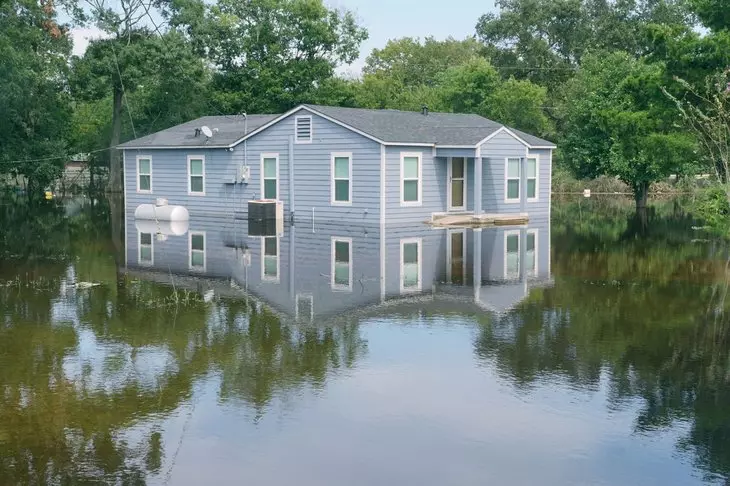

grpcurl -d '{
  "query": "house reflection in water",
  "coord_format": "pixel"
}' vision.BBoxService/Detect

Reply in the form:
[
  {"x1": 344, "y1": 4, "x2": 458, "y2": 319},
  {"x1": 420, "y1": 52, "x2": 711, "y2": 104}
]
[{"x1": 125, "y1": 214, "x2": 551, "y2": 319}]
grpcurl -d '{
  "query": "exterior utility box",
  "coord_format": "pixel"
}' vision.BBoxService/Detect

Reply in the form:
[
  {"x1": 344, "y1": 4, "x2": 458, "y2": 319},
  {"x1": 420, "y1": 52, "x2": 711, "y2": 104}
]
[{"x1": 248, "y1": 200, "x2": 284, "y2": 237}]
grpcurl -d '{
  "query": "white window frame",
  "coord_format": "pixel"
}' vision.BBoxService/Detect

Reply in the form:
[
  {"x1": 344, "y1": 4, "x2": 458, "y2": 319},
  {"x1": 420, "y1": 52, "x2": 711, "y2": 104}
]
[
  {"x1": 331, "y1": 152, "x2": 353, "y2": 205},
  {"x1": 295, "y1": 115, "x2": 313, "y2": 144},
  {"x1": 136, "y1": 155, "x2": 152, "y2": 193},
  {"x1": 400, "y1": 237, "x2": 422, "y2": 293},
  {"x1": 189, "y1": 231, "x2": 207, "y2": 272},
  {"x1": 526, "y1": 229, "x2": 538, "y2": 277},
  {"x1": 260, "y1": 153, "x2": 279, "y2": 200},
  {"x1": 504, "y1": 230, "x2": 520, "y2": 279},
  {"x1": 331, "y1": 237, "x2": 353, "y2": 291},
  {"x1": 138, "y1": 231, "x2": 154, "y2": 266},
  {"x1": 505, "y1": 157, "x2": 521, "y2": 204},
  {"x1": 400, "y1": 152, "x2": 423, "y2": 207},
  {"x1": 446, "y1": 228, "x2": 467, "y2": 284},
  {"x1": 187, "y1": 155, "x2": 205, "y2": 196},
  {"x1": 526, "y1": 155, "x2": 540, "y2": 202},
  {"x1": 261, "y1": 236, "x2": 280, "y2": 282}
]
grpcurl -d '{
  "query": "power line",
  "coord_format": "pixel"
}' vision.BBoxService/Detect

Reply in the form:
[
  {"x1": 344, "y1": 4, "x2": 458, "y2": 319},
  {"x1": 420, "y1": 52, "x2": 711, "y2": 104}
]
[{"x1": 1, "y1": 146, "x2": 114, "y2": 165}]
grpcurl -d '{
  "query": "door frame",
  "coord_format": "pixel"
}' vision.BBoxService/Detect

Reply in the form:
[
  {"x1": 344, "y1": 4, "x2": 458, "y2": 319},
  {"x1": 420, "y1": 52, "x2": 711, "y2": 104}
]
[
  {"x1": 446, "y1": 228, "x2": 467, "y2": 284},
  {"x1": 447, "y1": 157, "x2": 467, "y2": 211}
]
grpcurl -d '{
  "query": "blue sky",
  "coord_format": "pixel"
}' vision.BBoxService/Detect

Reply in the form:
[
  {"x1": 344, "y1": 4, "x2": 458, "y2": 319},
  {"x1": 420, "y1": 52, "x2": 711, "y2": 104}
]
[{"x1": 70, "y1": 0, "x2": 498, "y2": 74}]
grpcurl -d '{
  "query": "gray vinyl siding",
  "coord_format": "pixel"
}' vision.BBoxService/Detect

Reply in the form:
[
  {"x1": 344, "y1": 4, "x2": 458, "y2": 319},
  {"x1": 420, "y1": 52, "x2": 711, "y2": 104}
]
[
  {"x1": 525, "y1": 148, "x2": 552, "y2": 215},
  {"x1": 435, "y1": 148, "x2": 477, "y2": 158},
  {"x1": 384, "y1": 146, "x2": 445, "y2": 225}
]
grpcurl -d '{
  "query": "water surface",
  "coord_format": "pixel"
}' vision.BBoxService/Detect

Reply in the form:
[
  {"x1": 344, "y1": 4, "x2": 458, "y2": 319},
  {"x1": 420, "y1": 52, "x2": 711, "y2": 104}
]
[{"x1": 0, "y1": 197, "x2": 728, "y2": 485}]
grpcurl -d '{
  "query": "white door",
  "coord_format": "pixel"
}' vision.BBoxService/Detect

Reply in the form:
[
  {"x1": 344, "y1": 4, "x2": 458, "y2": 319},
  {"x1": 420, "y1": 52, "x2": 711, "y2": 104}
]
[{"x1": 448, "y1": 157, "x2": 466, "y2": 211}]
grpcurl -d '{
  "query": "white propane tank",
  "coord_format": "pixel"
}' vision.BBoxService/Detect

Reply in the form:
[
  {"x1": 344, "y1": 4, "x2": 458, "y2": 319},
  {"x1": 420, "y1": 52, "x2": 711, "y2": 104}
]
[
  {"x1": 134, "y1": 203, "x2": 189, "y2": 222},
  {"x1": 135, "y1": 219, "x2": 189, "y2": 236}
]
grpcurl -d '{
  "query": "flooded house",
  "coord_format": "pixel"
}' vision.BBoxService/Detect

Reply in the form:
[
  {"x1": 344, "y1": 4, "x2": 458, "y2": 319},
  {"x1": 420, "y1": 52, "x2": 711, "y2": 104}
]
[{"x1": 118, "y1": 104, "x2": 555, "y2": 316}]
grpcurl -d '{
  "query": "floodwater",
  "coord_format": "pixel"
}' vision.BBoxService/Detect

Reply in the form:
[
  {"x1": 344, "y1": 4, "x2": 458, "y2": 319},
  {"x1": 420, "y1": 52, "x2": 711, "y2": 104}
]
[{"x1": 1, "y1": 196, "x2": 729, "y2": 485}]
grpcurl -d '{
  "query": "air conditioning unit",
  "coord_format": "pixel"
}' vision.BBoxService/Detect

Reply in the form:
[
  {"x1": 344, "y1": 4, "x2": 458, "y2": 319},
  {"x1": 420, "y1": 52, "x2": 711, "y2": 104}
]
[{"x1": 248, "y1": 200, "x2": 284, "y2": 236}]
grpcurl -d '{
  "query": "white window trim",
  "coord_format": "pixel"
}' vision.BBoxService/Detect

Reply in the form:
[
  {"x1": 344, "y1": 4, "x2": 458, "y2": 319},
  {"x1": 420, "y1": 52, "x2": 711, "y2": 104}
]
[
  {"x1": 295, "y1": 293, "x2": 314, "y2": 321},
  {"x1": 527, "y1": 229, "x2": 538, "y2": 276},
  {"x1": 400, "y1": 152, "x2": 423, "y2": 207},
  {"x1": 136, "y1": 155, "x2": 153, "y2": 194},
  {"x1": 504, "y1": 230, "x2": 520, "y2": 279},
  {"x1": 447, "y1": 156, "x2": 468, "y2": 211},
  {"x1": 260, "y1": 153, "x2": 279, "y2": 200},
  {"x1": 187, "y1": 155, "x2": 205, "y2": 196},
  {"x1": 331, "y1": 237, "x2": 353, "y2": 291},
  {"x1": 138, "y1": 231, "x2": 154, "y2": 266},
  {"x1": 295, "y1": 115, "x2": 313, "y2": 144},
  {"x1": 400, "y1": 237, "x2": 422, "y2": 293},
  {"x1": 527, "y1": 154, "x2": 540, "y2": 202},
  {"x1": 331, "y1": 152, "x2": 353, "y2": 205},
  {"x1": 189, "y1": 231, "x2": 207, "y2": 272},
  {"x1": 261, "y1": 236, "x2": 280, "y2": 283},
  {"x1": 505, "y1": 157, "x2": 521, "y2": 204}
]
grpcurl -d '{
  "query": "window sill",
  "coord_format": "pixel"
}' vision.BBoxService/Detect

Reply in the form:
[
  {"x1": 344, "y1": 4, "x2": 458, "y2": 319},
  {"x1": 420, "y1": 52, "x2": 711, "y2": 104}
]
[
  {"x1": 331, "y1": 201, "x2": 353, "y2": 206},
  {"x1": 400, "y1": 201, "x2": 422, "y2": 207},
  {"x1": 504, "y1": 199, "x2": 521, "y2": 204},
  {"x1": 188, "y1": 192, "x2": 206, "y2": 196},
  {"x1": 331, "y1": 286, "x2": 353, "y2": 292},
  {"x1": 527, "y1": 197, "x2": 539, "y2": 203},
  {"x1": 137, "y1": 190, "x2": 153, "y2": 194}
]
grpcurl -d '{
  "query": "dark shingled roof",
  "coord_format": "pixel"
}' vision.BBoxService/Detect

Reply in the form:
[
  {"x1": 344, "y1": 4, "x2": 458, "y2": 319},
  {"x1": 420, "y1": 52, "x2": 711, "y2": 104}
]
[
  {"x1": 117, "y1": 114, "x2": 278, "y2": 148},
  {"x1": 118, "y1": 105, "x2": 556, "y2": 149}
]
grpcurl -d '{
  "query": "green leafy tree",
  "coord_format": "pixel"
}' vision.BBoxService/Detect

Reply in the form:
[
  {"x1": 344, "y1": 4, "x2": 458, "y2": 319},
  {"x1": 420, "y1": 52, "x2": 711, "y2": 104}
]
[
  {"x1": 560, "y1": 52, "x2": 696, "y2": 209},
  {"x1": 0, "y1": 0, "x2": 72, "y2": 197}
]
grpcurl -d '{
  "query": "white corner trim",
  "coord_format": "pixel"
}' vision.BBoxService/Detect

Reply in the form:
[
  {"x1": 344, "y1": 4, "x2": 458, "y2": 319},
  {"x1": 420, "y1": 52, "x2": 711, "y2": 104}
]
[
  {"x1": 330, "y1": 151, "x2": 353, "y2": 205},
  {"x1": 136, "y1": 154, "x2": 153, "y2": 194},
  {"x1": 380, "y1": 144, "x2": 386, "y2": 303},
  {"x1": 400, "y1": 151, "x2": 423, "y2": 207},
  {"x1": 331, "y1": 237, "x2": 353, "y2": 292},
  {"x1": 260, "y1": 152, "x2": 280, "y2": 200},
  {"x1": 187, "y1": 154, "x2": 206, "y2": 196}
]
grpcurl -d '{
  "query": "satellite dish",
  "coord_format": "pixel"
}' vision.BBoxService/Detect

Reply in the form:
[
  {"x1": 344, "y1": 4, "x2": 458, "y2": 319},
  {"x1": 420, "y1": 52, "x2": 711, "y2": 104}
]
[{"x1": 201, "y1": 126, "x2": 213, "y2": 138}]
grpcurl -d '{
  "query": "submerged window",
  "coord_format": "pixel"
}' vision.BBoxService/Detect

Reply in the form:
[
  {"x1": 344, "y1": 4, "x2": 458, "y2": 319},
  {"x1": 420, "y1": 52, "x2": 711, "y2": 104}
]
[
  {"x1": 295, "y1": 115, "x2": 312, "y2": 143},
  {"x1": 527, "y1": 157, "x2": 538, "y2": 200},
  {"x1": 332, "y1": 237, "x2": 352, "y2": 290},
  {"x1": 296, "y1": 294, "x2": 314, "y2": 320},
  {"x1": 188, "y1": 156, "x2": 205, "y2": 195},
  {"x1": 332, "y1": 153, "x2": 352, "y2": 204},
  {"x1": 505, "y1": 232, "x2": 520, "y2": 279},
  {"x1": 506, "y1": 158, "x2": 520, "y2": 201},
  {"x1": 262, "y1": 154, "x2": 278, "y2": 200},
  {"x1": 526, "y1": 230, "x2": 537, "y2": 276},
  {"x1": 262, "y1": 236, "x2": 279, "y2": 281},
  {"x1": 137, "y1": 156, "x2": 152, "y2": 193},
  {"x1": 189, "y1": 232, "x2": 206, "y2": 271},
  {"x1": 139, "y1": 232, "x2": 153, "y2": 265},
  {"x1": 400, "y1": 238, "x2": 422, "y2": 292},
  {"x1": 401, "y1": 153, "x2": 421, "y2": 205}
]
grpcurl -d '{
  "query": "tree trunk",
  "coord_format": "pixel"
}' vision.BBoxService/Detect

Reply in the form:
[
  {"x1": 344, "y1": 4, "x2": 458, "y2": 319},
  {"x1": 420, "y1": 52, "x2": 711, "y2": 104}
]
[
  {"x1": 634, "y1": 181, "x2": 649, "y2": 211},
  {"x1": 108, "y1": 86, "x2": 124, "y2": 194}
]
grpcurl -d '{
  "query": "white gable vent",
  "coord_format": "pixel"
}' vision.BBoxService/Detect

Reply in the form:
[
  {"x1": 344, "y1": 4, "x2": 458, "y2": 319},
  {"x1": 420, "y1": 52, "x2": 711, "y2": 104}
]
[{"x1": 295, "y1": 115, "x2": 312, "y2": 144}]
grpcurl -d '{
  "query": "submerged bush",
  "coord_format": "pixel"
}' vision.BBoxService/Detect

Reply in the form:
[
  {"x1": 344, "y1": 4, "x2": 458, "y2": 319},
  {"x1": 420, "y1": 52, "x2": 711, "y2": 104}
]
[{"x1": 692, "y1": 185, "x2": 730, "y2": 232}]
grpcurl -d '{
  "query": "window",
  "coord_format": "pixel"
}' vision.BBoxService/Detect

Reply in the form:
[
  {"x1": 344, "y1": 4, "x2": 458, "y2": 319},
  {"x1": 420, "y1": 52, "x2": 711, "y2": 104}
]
[
  {"x1": 331, "y1": 152, "x2": 352, "y2": 204},
  {"x1": 262, "y1": 236, "x2": 279, "y2": 281},
  {"x1": 189, "y1": 232, "x2": 206, "y2": 271},
  {"x1": 527, "y1": 156, "x2": 538, "y2": 200},
  {"x1": 188, "y1": 155, "x2": 205, "y2": 195},
  {"x1": 400, "y1": 238, "x2": 422, "y2": 292},
  {"x1": 137, "y1": 156, "x2": 152, "y2": 193},
  {"x1": 505, "y1": 231, "x2": 520, "y2": 279},
  {"x1": 139, "y1": 232, "x2": 153, "y2": 265},
  {"x1": 296, "y1": 294, "x2": 314, "y2": 321},
  {"x1": 401, "y1": 152, "x2": 422, "y2": 205},
  {"x1": 526, "y1": 230, "x2": 538, "y2": 276},
  {"x1": 331, "y1": 237, "x2": 352, "y2": 291},
  {"x1": 295, "y1": 115, "x2": 312, "y2": 143},
  {"x1": 506, "y1": 157, "x2": 520, "y2": 202},
  {"x1": 261, "y1": 153, "x2": 278, "y2": 200}
]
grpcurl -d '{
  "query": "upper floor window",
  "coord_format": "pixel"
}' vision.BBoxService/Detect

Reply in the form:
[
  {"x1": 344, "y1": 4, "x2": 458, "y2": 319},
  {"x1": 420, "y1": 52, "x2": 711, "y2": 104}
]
[
  {"x1": 188, "y1": 155, "x2": 205, "y2": 195},
  {"x1": 261, "y1": 153, "x2": 278, "y2": 200},
  {"x1": 189, "y1": 231, "x2": 206, "y2": 271},
  {"x1": 506, "y1": 157, "x2": 520, "y2": 202},
  {"x1": 400, "y1": 152, "x2": 422, "y2": 206},
  {"x1": 137, "y1": 156, "x2": 152, "y2": 193},
  {"x1": 295, "y1": 115, "x2": 312, "y2": 143},
  {"x1": 527, "y1": 156, "x2": 538, "y2": 200},
  {"x1": 331, "y1": 152, "x2": 352, "y2": 204},
  {"x1": 331, "y1": 237, "x2": 352, "y2": 291}
]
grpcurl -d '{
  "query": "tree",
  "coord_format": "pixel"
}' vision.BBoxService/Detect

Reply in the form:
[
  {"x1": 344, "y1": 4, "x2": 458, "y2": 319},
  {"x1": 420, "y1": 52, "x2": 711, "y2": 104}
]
[
  {"x1": 688, "y1": 0, "x2": 730, "y2": 32},
  {"x1": 560, "y1": 52, "x2": 696, "y2": 209},
  {"x1": 165, "y1": 0, "x2": 368, "y2": 114},
  {"x1": 0, "y1": 0, "x2": 73, "y2": 197}
]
